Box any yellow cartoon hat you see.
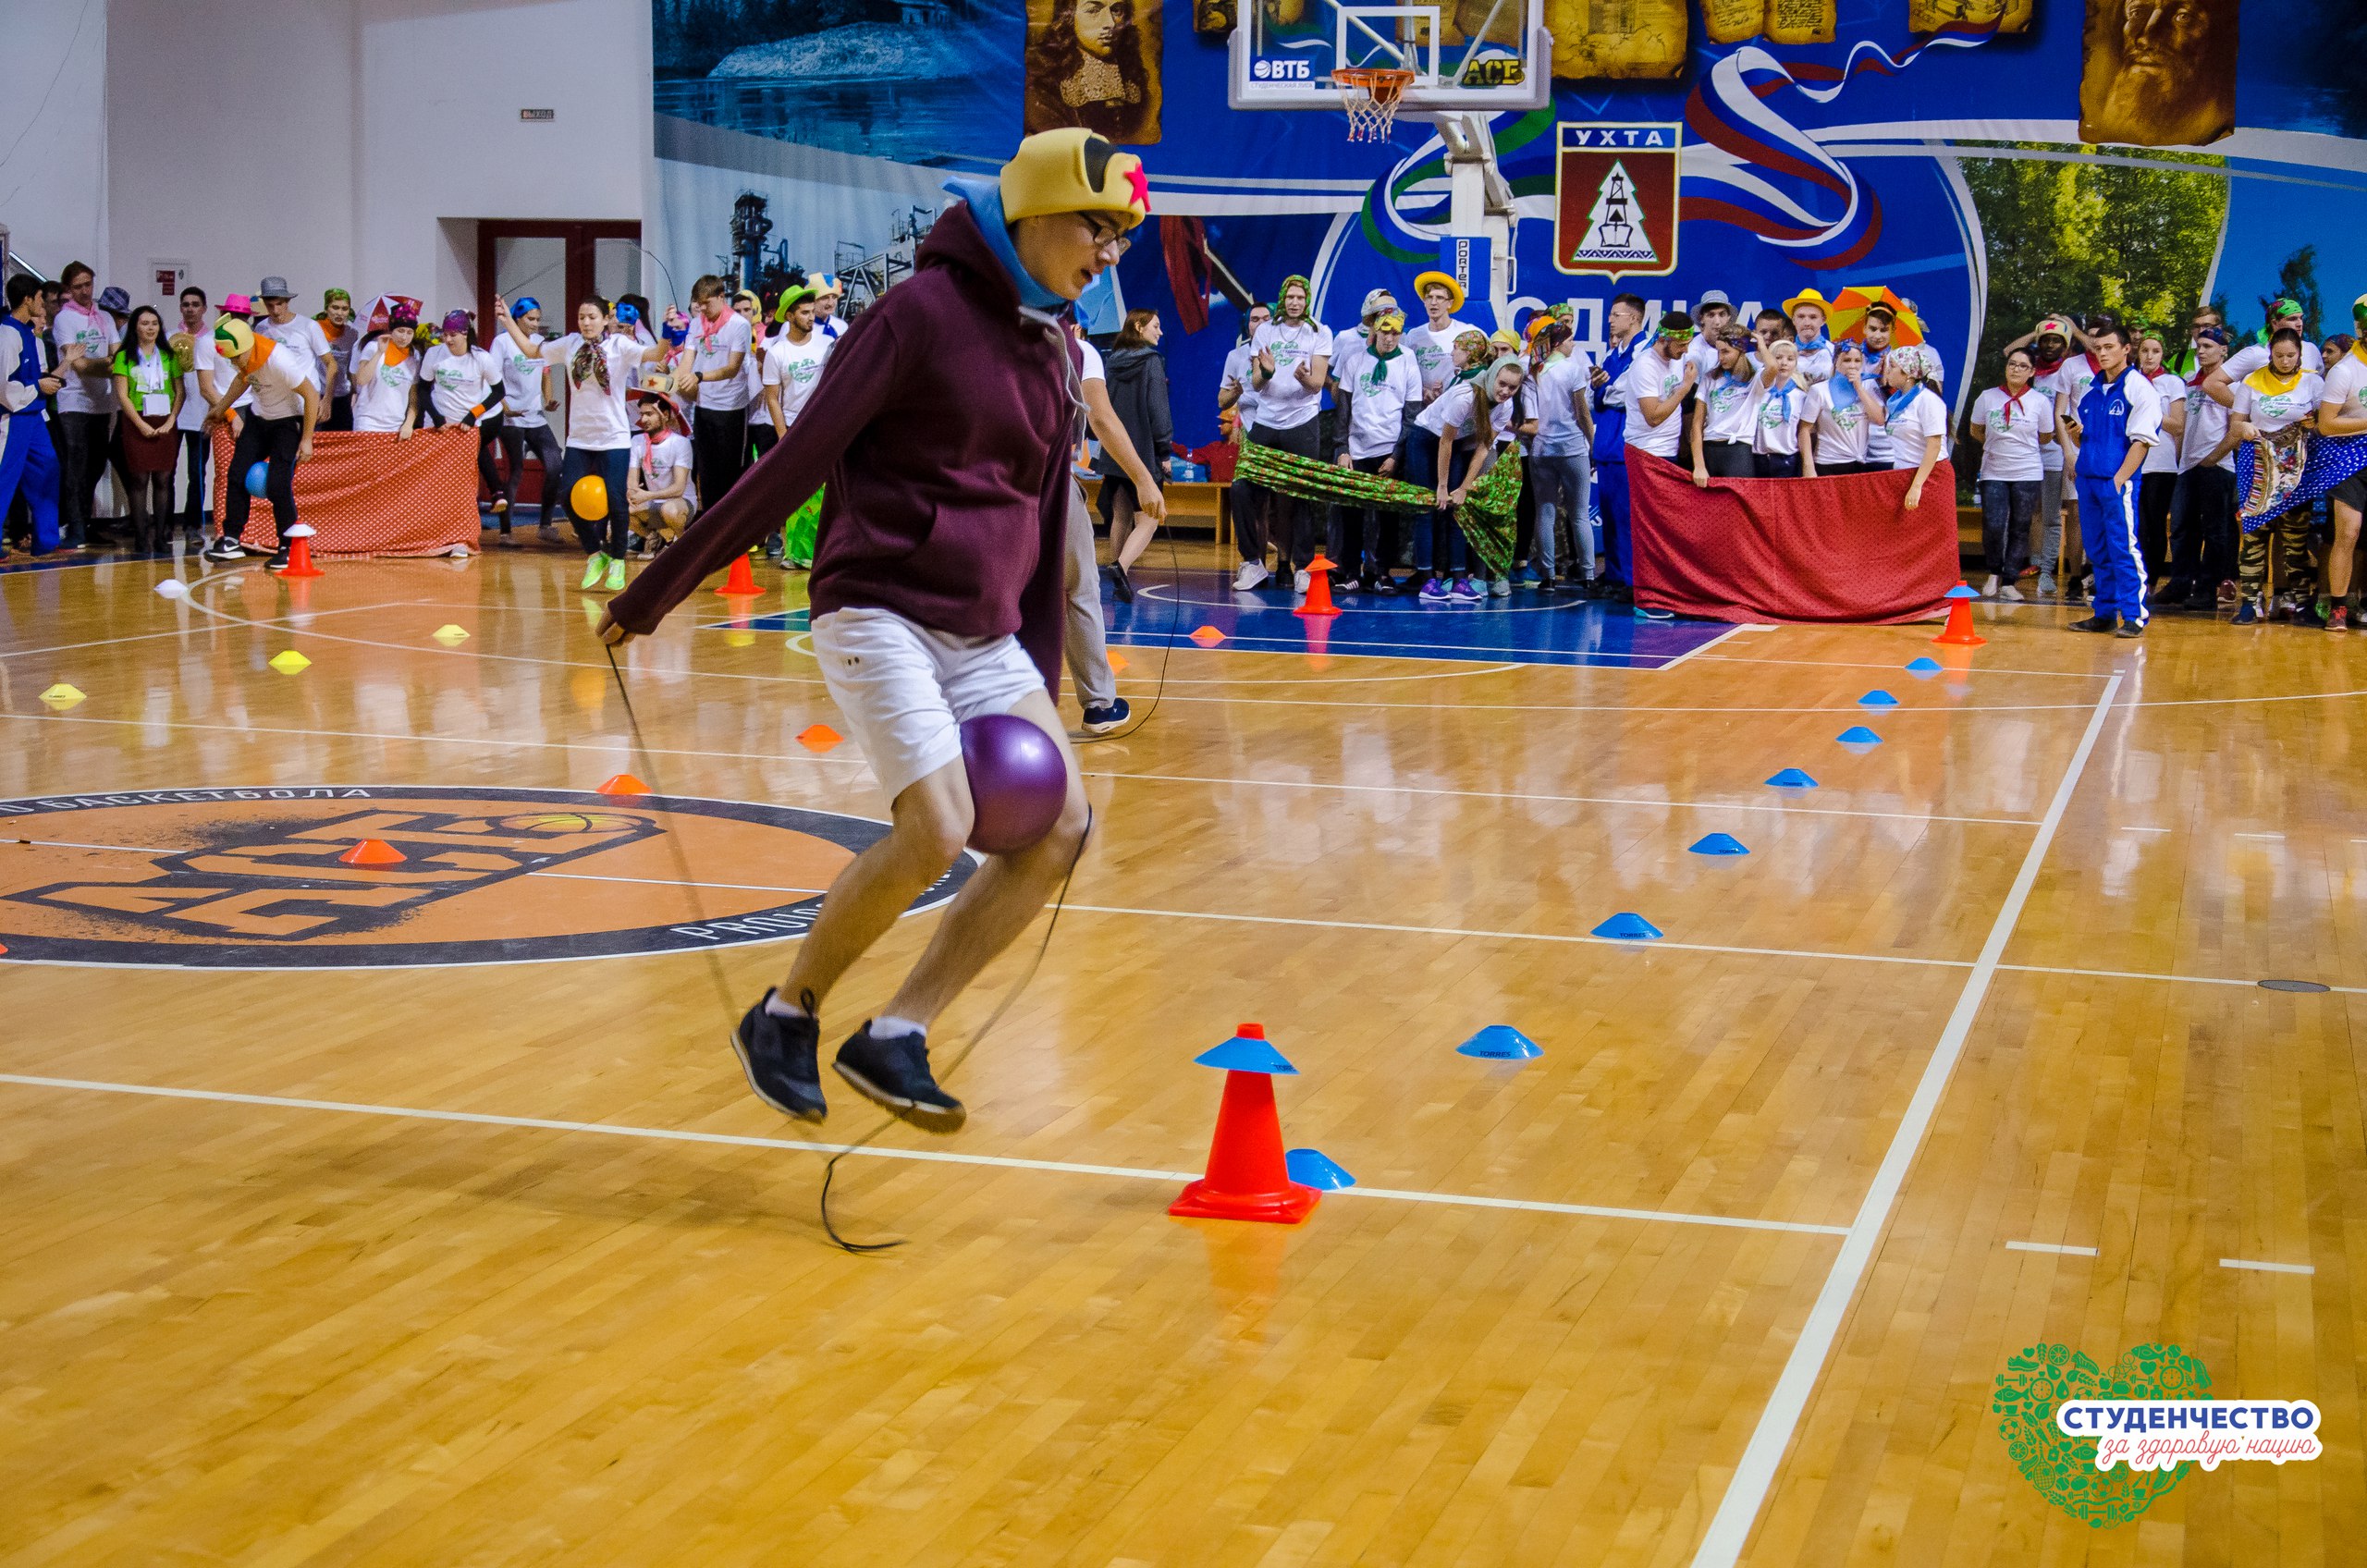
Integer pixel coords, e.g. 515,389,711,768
1000,129,1149,231
1412,270,1466,311
1783,288,1836,316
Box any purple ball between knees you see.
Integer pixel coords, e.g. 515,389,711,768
960,712,1068,854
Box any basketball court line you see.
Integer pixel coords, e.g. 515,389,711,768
2005,1241,2098,1256
1687,671,2124,1568
2220,1258,2314,1275
1697,652,2115,680
0,599,421,660
0,711,2043,826
13,831,2347,998
0,1072,1850,1238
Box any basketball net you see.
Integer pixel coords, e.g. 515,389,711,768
1335,67,1416,142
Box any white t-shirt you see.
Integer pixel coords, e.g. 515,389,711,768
1532,352,1594,458
191,331,252,419
2141,371,2186,474
1343,350,1421,460
322,323,357,398
1401,316,1476,402
1414,378,1518,445
1077,337,1104,385
762,331,832,428
422,344,503,423
52,301,118,414
2178,377,2234,472
542,332,641,451
632,430,696,508
496,333,550,428
1221,342,1261,433
2315,351,2367,423
350,339,420,433
1751,379,1806,457
740,322,772,426
1804,380,1876,467
2232,372,2325,436
2038,357,2096,472
1616,349,1691,459
1698,370,1758,446
1329,325,1369,388
2226,341,2324,381
1968,386,2055,483
1792,337,1834,386
1884,387,1951,468
685,311,754,410
1248,318,1327,431
260,313,333,390
176,331,214,432
241,341,318,422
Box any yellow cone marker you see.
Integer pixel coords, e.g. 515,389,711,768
269,650,312,674
432,624,470,644
40,683,86,709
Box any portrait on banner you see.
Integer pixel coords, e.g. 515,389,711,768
1025,0,1163,142
2079,0,2234,147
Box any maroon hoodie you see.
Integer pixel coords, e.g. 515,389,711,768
607,201,1078,692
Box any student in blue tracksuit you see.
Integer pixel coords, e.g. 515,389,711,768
1588,291,1646,601
0,276,67,558
2063,320,2162,638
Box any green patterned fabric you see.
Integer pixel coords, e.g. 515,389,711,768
1234,439,1522,579
782,486,823,566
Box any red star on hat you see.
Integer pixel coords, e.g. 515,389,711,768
1123,165,1150,213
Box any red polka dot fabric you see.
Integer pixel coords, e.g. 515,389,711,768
1629,452,1961,624
211,426,482,556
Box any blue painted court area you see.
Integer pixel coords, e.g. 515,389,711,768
711,571,1735,670
1105,571,1735,670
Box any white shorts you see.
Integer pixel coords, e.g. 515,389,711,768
811,606,1045,804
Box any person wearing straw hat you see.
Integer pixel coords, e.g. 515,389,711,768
600,128,1146,1134
199,316,320,570
1783,288,1837,385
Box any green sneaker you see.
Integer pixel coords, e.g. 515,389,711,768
604,556,627,593
580,552,608,590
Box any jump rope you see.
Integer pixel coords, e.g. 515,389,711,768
595,310,1187,1253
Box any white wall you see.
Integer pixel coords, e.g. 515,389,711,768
0,0,110,280
104,0,648,312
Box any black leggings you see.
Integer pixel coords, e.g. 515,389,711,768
224,414,302,543
497,420,564,521
425,403,508,513
561,445,632,557
178,428,211,534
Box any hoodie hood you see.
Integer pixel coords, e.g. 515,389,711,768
937,175,1068,314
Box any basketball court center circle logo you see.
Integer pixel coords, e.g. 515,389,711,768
0,786,972,970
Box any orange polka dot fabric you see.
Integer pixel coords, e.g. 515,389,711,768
211,426,482,556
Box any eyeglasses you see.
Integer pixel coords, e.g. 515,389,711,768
1082,217,1133,258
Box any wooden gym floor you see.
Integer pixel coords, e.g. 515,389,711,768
2,543,2361,1565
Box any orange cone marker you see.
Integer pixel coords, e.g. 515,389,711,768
597,773,652,796
798,724,841,752
1169,1023,1319,1225
1295,552,1341,619
278,522,325,579
1933,584,1985,646
715,552,761,596
337,839,406,866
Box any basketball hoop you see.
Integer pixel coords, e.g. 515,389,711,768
1335,67,1416,142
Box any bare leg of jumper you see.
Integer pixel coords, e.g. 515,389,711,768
779,687,1089,1027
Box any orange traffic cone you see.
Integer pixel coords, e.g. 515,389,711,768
1295,552,1341,619
278,522,325,579
1933,583,1985,646
715,552,761,596
337,839,406,865
597,773,652,796
1169,1023,1320,1225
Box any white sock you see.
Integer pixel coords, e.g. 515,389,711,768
873,1014,926,1041
763,990,810,1020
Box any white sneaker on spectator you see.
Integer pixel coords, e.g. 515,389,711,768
2001,583,2024,601
1293,568,1310,594
1233,561,1269,592
1981,574,2000,596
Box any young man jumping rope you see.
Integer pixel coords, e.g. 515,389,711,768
601,129,1147,1133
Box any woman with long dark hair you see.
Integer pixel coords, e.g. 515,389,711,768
1025,0,1154,142
108,305,182,556
1092,308,1172,598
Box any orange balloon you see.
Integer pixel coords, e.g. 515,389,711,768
570,474,609,521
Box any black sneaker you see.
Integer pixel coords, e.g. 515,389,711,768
264,546,291,572
2115,621,2145,638
1104,561,1134,603
835,1023,965,1133
2067,614,2119,633
1079,696,1131,735
202,538,246,563
730,988,827,1121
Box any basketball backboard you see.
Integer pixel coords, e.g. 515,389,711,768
1229,0,1550,116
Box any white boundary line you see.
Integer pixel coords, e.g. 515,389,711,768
1687,671,2124,1568
2005,1240,2097,1256
2220,1257,2313,1275
0,599,423,660
0,1072,1848,1237
1653,624,1747,671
